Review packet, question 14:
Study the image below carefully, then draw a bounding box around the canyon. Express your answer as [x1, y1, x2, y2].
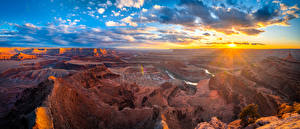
[0, 48, 299, 129]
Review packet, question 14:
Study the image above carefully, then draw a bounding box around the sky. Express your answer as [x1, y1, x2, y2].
[0, 0, 300, 49]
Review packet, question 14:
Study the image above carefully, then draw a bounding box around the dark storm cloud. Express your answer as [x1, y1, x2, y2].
[253, 5, 279, 21]
[140, 7, 197, 26]
[140, 0, 300, 35]
[203, 33, 210, 36]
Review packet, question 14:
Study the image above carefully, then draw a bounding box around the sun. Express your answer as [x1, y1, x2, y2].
[227, 43, 237, 48]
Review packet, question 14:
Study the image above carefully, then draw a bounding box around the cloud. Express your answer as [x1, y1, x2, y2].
[140, 7, 197, 26]
[253, 5, 279, 22]
[115, 0, 144, 9]
[138, 0, 300, 35]
[206, 42, 265, 46]
[153, 5, 163, 10]
[97, 8, 105, 14]
[112, 10, 120, 16]
[0, 23, 206, 48]
[142, 8, 148, 12]
[105, 21, 126, 26]
[121, 16, 138, 27]
[53, 38, 69, 45]
[98, 0, 113, 8]
[203, 33, 211, 36]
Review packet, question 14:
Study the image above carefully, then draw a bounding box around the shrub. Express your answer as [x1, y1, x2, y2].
[239, 104, 260, 127]
[278, 102, 300, 117]
[278, 103, 293, 117]
[293, 102, 300, 114]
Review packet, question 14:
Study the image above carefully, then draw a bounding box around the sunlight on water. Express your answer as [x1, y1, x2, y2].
[166, 70, 198, 86]
[203, 69, 215, 77]
[183, 80, 198, 86]
[165, 70, 176, 79]
[33, 107, 53, 129]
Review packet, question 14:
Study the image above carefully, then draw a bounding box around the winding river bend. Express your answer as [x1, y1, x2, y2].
[165, 68, 214, 86]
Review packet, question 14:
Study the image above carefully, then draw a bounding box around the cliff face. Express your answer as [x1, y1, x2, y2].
[0, 79, 54, 129]
[48, 65, 234, 129]
[241, 57, 300, 102]
[0, 52, 37, 60]
[48, 66, 159, 129]
[209, 56, 300, 118]
[1, 54, 299, 129]
[209, 72, 281, 116]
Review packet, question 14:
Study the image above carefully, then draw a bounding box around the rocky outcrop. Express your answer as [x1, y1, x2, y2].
[194, 113, 300, 129]
[0, 79, 54, 129]
[48, 66, 159, 129]
[194, 117, 227, 129]
[11, 53, 37, 60]
[0, 54, 14, 60]
[284, 51, 296, 62]
[0, 52, 36, 60]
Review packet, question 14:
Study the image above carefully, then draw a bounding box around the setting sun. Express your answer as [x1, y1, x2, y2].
[228, 43, 237, 48]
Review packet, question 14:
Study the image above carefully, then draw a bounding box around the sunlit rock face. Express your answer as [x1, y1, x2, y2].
[93, 48, 108, 57]
[0, 48, 29, 54]
[59, 48, 72, 55]
[194, 117, 227, 129]
[32, 48, 47, 55]
[195, 113, 300, 129]
[0, 79, 54, 129]
[33, 107, 53, 129]
[0, 54, 14, 60]
[11, 53, 37, 60]
[93, 48, 99, 57]
[100, 48, 107, 55]
[0, 52, 37, 60]
[0, 48, 32, 60]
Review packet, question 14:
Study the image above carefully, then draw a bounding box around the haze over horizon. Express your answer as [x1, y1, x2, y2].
[0, 0, 300, 49]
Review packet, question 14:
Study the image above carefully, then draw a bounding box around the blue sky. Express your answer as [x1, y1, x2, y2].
[0, 0, 300, 48]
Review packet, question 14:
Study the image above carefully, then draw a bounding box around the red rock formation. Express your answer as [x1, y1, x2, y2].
[11, 52, 37, 60]
[47, 65, 235, 129]
[93, 48, 100, 57]
[0, 54, 14, 60]
[194, 117, 227, 129]
[284, 51, 296, 62]
[32, 48, 47, 55]
[0, 48, 16, 60]
[0, 52, 36, 60]
[0, 79, 55, 129]
[209, 56, 300, 119]
[59, 48, 72, 55]
[195, 113, 300, 129]
[100, 48, 107, 55]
